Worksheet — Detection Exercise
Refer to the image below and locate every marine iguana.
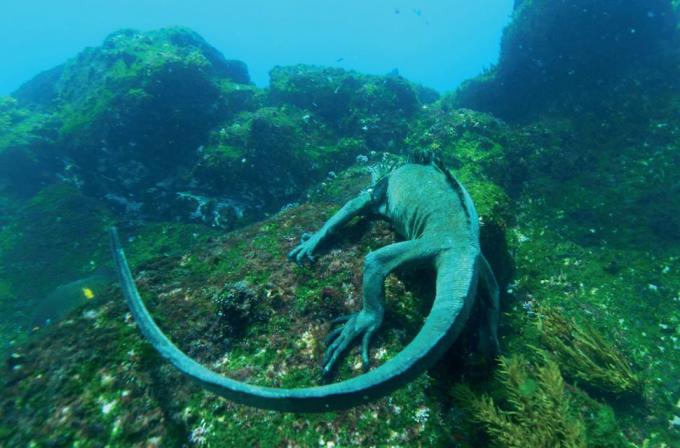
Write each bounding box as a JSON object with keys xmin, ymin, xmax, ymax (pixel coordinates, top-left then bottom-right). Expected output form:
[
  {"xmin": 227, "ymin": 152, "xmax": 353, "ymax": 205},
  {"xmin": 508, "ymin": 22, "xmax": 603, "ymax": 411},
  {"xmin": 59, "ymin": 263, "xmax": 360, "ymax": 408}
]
[{"xmin": 109, "ymin": 154, "xmax": 500, "ymax": 412}]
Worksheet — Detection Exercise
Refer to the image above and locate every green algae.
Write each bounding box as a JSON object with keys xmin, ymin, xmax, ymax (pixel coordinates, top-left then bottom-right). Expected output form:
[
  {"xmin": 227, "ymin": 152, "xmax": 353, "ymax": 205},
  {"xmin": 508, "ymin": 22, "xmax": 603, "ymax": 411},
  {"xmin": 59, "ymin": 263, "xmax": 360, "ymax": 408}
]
[
  {"xmin": 179, "ymin": 374, "xmax": 453, "ymax": 447},
  {"xmin": 454, "ymin": 0, "xmax": 680, "ymax": 121},
  {"xmin": 536, "ymin": 308, "xmax": 642, "ymax": 395},
  {"xmin": 0, "ymin": 97, "xmax": 59, "ymax": 196},
  {"xmin": 0, "ymin": 183, "xmax": 112, "ymax": 285},
  {"xmin": 269, "ymin": 64, "xmax": 436, "ymax": 151},
  {"xmin": 9, "ymin": 28, "xmax": 261, "ymax": 224},
  {"xmin": 0, "ymin": 97, "xmax": 53, "ymax": 150},
  {"xmin": 454, "ymin": 355, "xmax": 588, "ymax": 448},
  {"xmin": 122, "ymin": 222, "xmax": 219, "ymax": 267},
  {"xmin": 454, "ymin": 354, "xmax": 640, "ymax": 448},
  {"xmin": 586, "ymin": 405, "xmax": 635, "ymax": 448}
]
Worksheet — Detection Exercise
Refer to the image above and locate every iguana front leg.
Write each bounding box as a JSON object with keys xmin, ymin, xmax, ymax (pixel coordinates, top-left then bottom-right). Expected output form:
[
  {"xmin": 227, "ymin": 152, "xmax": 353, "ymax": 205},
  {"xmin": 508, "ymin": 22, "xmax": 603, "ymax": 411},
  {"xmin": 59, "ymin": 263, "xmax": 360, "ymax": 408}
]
[
  {"xmin": 323, "ymin": 240, "xmax": 440, "ymax": 375},
  {"xmin": 288, "ymin": 190, "xmax": 374, "ymax": 263}
]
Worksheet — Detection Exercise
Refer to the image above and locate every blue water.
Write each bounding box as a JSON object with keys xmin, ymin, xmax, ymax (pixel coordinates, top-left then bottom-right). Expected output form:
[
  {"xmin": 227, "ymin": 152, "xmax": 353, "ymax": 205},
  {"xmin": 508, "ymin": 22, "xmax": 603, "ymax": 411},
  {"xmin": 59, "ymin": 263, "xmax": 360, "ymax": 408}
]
[{"xmin": 0, "ymin": 0, "xmax": 512, "ymax": 95}]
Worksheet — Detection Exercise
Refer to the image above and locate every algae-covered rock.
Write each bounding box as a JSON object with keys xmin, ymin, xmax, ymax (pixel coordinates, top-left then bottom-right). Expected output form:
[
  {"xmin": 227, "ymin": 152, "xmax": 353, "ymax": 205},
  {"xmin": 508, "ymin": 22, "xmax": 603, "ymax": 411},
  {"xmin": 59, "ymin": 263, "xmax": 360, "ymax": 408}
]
[
  {"xmin": 405, "ymin": 106, "xmax": 526, "ymax": 192},
  {"xmin": 0, "ymin": 184, "xmax": 113, "ymax": 335},
  {"xmin": 454, "ymin": 0, "xmax": 679, "ymax": 120},
  {"xmin": 0, "ymin": 97, "xmax": 59, "ymax": 196},
  {"xmin": 192, "ymin": 106, "xmax": 365, "ymax": 217},
  {"xmin": 270, "ymin": 65, "xmax": 438, "ymax": 150},
  {"xmin": 12, "ymin": 28, "xmax": 261, "ymax": 222}
]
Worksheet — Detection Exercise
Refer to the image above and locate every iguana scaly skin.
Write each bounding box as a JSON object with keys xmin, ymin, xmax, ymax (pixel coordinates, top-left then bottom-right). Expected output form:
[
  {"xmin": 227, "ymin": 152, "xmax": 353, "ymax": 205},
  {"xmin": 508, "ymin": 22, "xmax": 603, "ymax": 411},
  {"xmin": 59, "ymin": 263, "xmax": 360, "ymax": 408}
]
[{"xmin": 110, "ymin": 158, "xmax": 500, "ymax": 412}]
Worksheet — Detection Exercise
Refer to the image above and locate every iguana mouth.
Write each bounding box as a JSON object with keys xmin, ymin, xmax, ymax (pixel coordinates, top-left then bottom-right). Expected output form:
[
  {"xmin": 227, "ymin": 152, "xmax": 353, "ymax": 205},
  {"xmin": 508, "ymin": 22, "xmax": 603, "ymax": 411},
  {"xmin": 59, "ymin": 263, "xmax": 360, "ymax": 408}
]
[{"xmin": 109, "ymin": 226, "xmax": 480, "ymax": 412}]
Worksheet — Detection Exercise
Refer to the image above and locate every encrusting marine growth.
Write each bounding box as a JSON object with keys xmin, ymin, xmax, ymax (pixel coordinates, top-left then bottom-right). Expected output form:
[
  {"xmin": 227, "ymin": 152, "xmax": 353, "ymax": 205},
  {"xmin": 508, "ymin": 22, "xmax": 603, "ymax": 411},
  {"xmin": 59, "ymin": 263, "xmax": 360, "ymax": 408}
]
[{"xmin": 110, "ymin": 152, "xmax": 501, "ymax": 412}]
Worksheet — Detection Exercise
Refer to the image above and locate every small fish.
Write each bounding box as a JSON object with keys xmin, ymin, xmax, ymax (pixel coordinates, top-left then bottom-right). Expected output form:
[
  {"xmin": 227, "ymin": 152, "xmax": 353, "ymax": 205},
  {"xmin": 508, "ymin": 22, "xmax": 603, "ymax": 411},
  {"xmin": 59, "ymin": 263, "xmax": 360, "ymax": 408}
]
[
  {"xmin": 31, "ymin": 268, "xmax": 114, "ymax": 329},
  {"xmin": 336, "ymin": 57, "xmax": 344, "ymax": 63},
  {"xmin": 394, "ymin": 8, "xmax": 400, "ymax": 14},
  {"xmin": 82, "ymin": 287, "xmax": 95, "ymax": 300}
]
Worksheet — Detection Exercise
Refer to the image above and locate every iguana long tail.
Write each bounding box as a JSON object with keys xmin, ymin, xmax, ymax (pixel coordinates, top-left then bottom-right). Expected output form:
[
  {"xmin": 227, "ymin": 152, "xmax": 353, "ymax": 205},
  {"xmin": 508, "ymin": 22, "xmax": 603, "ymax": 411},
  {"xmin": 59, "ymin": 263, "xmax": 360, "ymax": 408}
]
[{"xmin": 110, "ymin": 227, "xmax": 478, "ymax": 412}]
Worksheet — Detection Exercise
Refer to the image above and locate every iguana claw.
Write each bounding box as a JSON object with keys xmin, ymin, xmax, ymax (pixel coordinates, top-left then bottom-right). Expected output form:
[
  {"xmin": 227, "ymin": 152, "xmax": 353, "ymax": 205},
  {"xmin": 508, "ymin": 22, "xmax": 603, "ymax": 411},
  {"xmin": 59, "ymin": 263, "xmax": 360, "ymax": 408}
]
[
  {"xmin": 288, "ymin": 232, "xmax": 321, "ymax": 264},
  {"xmin": 322, "ymin": 311, "xmax": 381, "ymax": 376}
]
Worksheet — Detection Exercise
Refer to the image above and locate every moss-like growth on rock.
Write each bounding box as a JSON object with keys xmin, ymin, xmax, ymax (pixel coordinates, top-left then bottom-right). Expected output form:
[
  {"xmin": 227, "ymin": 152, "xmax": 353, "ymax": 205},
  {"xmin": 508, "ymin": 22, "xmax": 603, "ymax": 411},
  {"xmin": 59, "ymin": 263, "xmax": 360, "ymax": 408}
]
[
  {"xmin": 404, "ymin": 104, "xmax": 537, "ymax": 198},
  {"xmin": 454, "ymin": 0, "xmax": 679, "ymax": 120},
  {"xmin": 12, "ymin": 28, "xmax": 261, "ymax": 222},
  {"xmin": 0, "ymin": 97, "xmax": 59, "ymax": 196},
  {"xmin": 193, "ymin": 106, "xmax": 367, "ymax": 218},
  {"xmin": 0, "ymin": 184, "xmax": 112, "ymax": 294},
  {"xmin": 269, "ymin": 65, "xmax": 437, "ymax": 150}
]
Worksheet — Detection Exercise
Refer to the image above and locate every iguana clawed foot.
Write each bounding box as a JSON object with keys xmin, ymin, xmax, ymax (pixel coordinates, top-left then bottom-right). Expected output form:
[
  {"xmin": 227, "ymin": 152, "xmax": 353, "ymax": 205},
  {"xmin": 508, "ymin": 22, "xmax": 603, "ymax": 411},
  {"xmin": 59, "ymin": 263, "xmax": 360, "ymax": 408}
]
[
  {"xmin": 288, "ymin": 232, "xmax": 321, "ymax": 264},
  {"xmin": 289, "ymin": 231, "xmax": 384, "ymax": 376},
  {"xmin": 322, "ymin": 310, "xmax": 382, "ymax": 376}
]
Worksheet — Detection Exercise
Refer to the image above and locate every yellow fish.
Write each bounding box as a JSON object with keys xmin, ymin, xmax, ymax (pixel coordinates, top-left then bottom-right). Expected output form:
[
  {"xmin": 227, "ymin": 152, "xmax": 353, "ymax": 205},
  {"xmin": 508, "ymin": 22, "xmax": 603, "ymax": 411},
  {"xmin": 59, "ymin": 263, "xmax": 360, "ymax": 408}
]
[
  {"xmin": 31, "ymin": 268, "xmax": 114, "ymax": 328},
  {"xmin": 82, "ymin": 287, "xmax": 95, "ymax": 300}
]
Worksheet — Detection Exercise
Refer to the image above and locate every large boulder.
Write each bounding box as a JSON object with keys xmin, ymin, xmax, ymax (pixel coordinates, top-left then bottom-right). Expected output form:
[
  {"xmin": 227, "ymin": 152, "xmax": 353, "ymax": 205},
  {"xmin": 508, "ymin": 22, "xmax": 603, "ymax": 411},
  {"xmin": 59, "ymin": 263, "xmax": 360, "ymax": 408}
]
[
  {"xmin": 12, "ymin": 28, "xmax": 260, "ymax": 220},
  {"xmin": 454, "ymin": 0, "xmax": 679, "ymax": 121},
  {"xmin": 269, "ymin": 65, "xmax": 438, "ymax": 150},
  {"xmin": 191, "ymin": 105, "xmax": 363, "ymax": 216},
  {"xmin": 0, "ymin": 97, "xmax": 59, "ymax": 196}
]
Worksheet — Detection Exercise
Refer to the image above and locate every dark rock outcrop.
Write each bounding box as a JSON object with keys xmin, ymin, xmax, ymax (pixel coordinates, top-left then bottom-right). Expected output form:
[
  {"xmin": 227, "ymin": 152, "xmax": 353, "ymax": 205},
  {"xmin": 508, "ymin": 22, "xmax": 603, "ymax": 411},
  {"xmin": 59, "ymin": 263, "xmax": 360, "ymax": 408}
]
[{"xmin": 454, "ymin": 0, "xmax": 679, "ymax": 121}]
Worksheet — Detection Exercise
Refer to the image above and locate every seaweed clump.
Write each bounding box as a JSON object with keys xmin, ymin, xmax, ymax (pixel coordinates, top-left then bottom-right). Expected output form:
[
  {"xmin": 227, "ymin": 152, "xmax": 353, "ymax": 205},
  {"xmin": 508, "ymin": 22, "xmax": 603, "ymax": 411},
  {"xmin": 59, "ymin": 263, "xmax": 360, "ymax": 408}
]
[
  {"xmin": 454, "ymin": 355, "xmax": 587, "ymax": 448},
  {"xmin": 537, "ymin": 308, "xmax": 642, "ymax": 395}
]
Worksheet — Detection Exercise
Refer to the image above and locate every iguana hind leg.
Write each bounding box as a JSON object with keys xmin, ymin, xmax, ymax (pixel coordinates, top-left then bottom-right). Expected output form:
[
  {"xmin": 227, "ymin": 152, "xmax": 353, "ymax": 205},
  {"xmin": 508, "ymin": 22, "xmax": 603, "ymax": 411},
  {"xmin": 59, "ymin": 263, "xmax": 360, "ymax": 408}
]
[
  {"xmin": 323, "ymin": 239, "xmax": 440, "ymax": 375},
  {"xmin": 476, "ymin": 255, "xmax": 500, "ymax": 357}
]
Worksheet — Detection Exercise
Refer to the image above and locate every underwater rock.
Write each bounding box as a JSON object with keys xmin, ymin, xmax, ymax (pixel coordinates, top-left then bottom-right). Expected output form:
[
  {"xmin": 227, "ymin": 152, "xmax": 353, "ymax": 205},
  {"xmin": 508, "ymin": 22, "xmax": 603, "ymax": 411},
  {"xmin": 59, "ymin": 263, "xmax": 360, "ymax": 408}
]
[
  {"xmin": 454, "ymin": 0, "xmax": 679, "ymax": 120},
  {"xmin": 174, "ymin": 191, "xmax": 246, "ymax": 229},
  {"xmin": 405, "ymin": 106, "xmax": 523, "ymax": 191},
  {"xmin": 0, "ymin": 97, "xmax": 60, "ymax": 196},
  {"xmin": 5, "ymin": 31, "xmax": 431, "ymax": 228},
  {"xmin": 14, "ymin": 27, "xmax": 253, "ymax": 108},
  {"xmin": 0, "ymin": 183, "xmax": 113, "ymax": 337},
  {"xmin": 210, "ymin": 281, "xmax": 263, "ymax": 339},
  {"xmin": 11, "ymin": 27, "xmax": 260, "ymax": 222},
  {"xmin": 192, "ymin": 106, "xmax": 365, "ymax": 219},
  {"xmin": 269, "ymin": 65, "xmax": 437, "ymax": 150}
]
